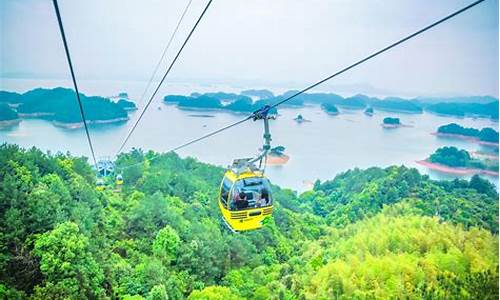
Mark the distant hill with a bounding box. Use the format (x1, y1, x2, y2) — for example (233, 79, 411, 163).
(426, 101, 499, 120)
(371, 97, 423, 113)
(164, 93, 278, 114)
(0, 103, 19, 121)
(0, 87, 136, 125)
(164, 90, 498, 119)
(241, 89, 274, 99)
(415, 95, 498, 104)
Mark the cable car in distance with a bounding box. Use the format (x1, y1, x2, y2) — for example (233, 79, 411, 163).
(218, 106, 275, 232)
(96, 177, 106, 191)
(115, 173, 123, 185)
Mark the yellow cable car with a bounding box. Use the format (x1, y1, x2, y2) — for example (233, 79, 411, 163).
(218, 105, 276, 232)
(219, 160, 273, 232)
(116, 174, 123, 185)
(96, 178, 106, 191)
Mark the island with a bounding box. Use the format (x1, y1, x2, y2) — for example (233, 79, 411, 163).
(164, 94, 278, 114)
(417, 146, 499, 176)
(364, 107, 374, 116)
(0, 87, 137, 129)
(371, 98, 423, 113)
(265, 146, 290, 165)
(434, 123, 499, 146)
(162, 90, 499, 120)
(381, 117, 401, 128)
(0, 103, 21, 128)
(117, 99, 137, 111)
(321, 103, 339, 115)
(293, 114, 311, 123)
(425, 101, 498, 120)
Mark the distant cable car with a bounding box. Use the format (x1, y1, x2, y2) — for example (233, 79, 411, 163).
(94, 158, 116, 191)
(96, 158, 115, 177)
(96, 177, 106, 191)
(219, 106, 275, 232)
(115, 174, 123, 185)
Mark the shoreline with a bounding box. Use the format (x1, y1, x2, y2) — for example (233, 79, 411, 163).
(52, 117, 129, 129)
(266, 154, 290, 166)
(0, 119, 21, 128)
(18, 112, 55, 118)
(432, 132, 499, 147)
(416, 160, 499, 177)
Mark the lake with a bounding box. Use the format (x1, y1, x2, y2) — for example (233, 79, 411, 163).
(1, 79, 498, 191)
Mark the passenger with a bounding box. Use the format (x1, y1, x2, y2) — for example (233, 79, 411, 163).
(261, 188, 270, 206)
(234, 191, 248, 210)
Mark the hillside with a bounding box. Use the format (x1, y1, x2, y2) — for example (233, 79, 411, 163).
(0, 144, 498, 299)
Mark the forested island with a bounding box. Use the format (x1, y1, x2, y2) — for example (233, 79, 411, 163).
(435, 123, 499, 145)
(381, 117, 401, 128)
(364, 106, 374, 116)
(418, 146, 499, 176)
(426, 101, 499, 119)
(0, 88, 136, 129)
(164, 94, 278, 114)
(320, 103, 339, 115)
(164, 90, 498, 119)
(0, 143, 498, 299)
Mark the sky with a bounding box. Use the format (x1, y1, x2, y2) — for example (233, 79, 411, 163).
(1, 0, 498, 97)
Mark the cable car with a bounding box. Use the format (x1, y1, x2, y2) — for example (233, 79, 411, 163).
(218, 105, 275, 232)
(219, 159, 273, 232)
(115, 174, 123, 185)
(96, 177, 106, 191)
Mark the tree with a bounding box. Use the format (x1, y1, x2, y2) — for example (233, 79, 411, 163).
(152, 226, 180, 263)
(32, 222, 104, 299)
(188, 286, 239, 300)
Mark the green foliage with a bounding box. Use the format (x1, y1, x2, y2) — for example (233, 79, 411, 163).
(429, 146, 498, 171)
(430, 146, 471, 167)
(32, 222, 105, 299)
(437, 123, 499, 143)
(0, 144, 498, 299)
(153, 226, 180, 263)
(188, 286, 238, 300)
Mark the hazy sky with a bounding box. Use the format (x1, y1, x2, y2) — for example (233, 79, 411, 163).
(1, 0, 498, 97)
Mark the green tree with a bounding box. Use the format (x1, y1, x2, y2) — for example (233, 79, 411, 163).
(32, 222, 104, 299)
(152, 225, 180, 263)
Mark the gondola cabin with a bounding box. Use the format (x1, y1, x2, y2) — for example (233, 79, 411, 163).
(96, 178, 105, 191)
(116, 174, 123, 185)
(219, 165, 273, 232)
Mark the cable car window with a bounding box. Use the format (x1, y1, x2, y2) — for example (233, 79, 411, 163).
(220, 177, 232, 207)
(230, 178, 272, 211)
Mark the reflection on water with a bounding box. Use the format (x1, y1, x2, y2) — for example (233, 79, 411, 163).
(0, 79, 498, 191)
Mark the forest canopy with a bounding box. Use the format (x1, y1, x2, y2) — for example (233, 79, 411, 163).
(0, 143, 498, 299)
